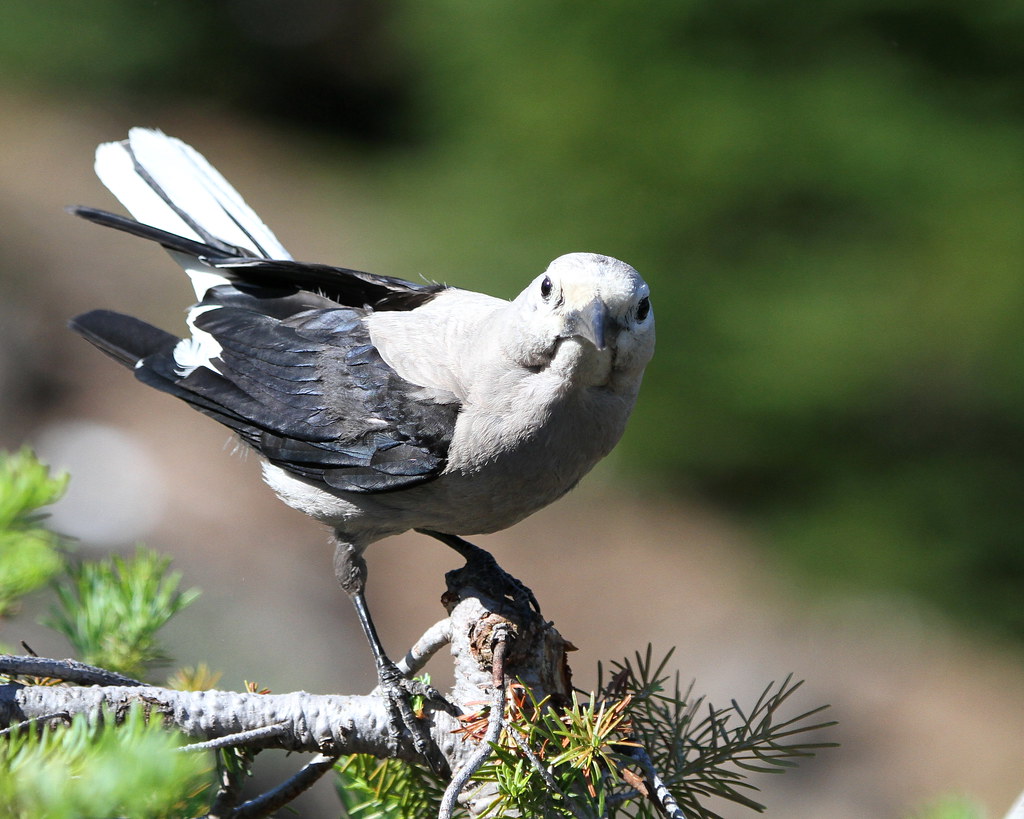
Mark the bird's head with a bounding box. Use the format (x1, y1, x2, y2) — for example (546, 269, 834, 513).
(512, 252, 655, 387)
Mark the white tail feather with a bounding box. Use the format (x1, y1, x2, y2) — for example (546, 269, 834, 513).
(95, 139, 201, 241)
(94, 128, 292, 299)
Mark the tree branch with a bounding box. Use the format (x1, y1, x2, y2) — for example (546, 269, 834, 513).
(0, 551, 834, 819)
(0, 559, 573, 783)
(0, 681, 417, 758)
(204, 750, 250, 819)
(0, 655, 143, 686)
(627, 744, 688, 819)
(180, 723, 291, 752)
(396, 617, 453, 678)
(233, 752, 339, 819)
(0, 556, 583, 818)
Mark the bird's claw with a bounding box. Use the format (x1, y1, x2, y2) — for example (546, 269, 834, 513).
(375, 659, 452, 778)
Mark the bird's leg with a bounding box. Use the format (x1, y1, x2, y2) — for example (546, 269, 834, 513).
(416, 530, 541, 615)
(331, 536, 451, 778)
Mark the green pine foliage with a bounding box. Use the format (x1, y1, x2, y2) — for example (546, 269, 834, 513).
(337, 754, 450, 818)
(602, 650, 835, 818)
(0, 449, 66, 617)
(0, 706, 213, 818)
(45, 547, 200, 680)
(336, 648, 837, 819)
(0, 450, 214, 817)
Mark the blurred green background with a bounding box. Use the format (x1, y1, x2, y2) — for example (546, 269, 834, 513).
(2, 2, 1023, 816)
(2, 0, 1023, 641)
(9, 0, 1024, 638)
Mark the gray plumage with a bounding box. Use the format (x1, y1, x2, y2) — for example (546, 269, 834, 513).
(70, 130, 655, 769)
(71, 128, 655, 558)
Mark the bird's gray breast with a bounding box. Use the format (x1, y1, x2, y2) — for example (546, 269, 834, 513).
(397, 377, 636, 535)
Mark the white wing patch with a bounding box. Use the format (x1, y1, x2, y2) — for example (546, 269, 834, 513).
(168, 250, 234, 303)
(173, 305, 223, 376)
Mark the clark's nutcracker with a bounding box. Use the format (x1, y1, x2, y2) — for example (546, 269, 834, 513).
(69, 129, 655, 768)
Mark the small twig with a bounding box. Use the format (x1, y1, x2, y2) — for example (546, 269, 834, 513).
(396, 618, 452, 678)
(626, 745, 687, 819)
(0, 711, 71, 738)
(439, 624, 512, 819)
(0, 655, 142, 687)
(233, 752, 339, 819)
(179, 723, 290, 753)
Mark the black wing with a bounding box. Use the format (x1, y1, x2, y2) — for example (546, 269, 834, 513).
(71, 296, 460, 493)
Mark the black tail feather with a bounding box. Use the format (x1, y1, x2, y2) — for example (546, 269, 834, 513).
(69, 309, 180, 368)
(69, 206, 246, 261)
(71, 308, 272, 445)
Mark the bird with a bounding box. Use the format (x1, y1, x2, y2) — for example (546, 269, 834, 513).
(69, 128, 655, 771)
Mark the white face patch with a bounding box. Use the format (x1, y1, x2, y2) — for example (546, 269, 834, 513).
(523, 253, 653, 366)
(172, 304, 223, 376)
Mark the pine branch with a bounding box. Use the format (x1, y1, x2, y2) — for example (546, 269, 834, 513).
(0, 655, 142, 687)
(396, 618, 453, 678)
(233, 752, 339, 818)
(0, 533, 837, 819)
(0, 679, 421, 758)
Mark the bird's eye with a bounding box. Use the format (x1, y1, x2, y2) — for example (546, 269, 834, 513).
(536, 276, 552, 303)
(636, 296, 651, 322)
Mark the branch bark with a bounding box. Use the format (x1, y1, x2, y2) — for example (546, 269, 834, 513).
(0, 556, 576, 816)
(0, 682, 408, 757)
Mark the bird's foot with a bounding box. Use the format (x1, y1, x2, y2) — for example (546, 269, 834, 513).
(418, 530, 541, 615)
(462, 546, 541, 615)
(375, 658, 453, 778)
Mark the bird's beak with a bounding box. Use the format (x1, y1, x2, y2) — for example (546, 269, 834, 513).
(566, 298, 609, 351)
